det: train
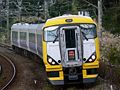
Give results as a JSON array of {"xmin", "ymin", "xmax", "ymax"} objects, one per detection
[{"xmin": 11, "ymin": 15, "xmax": 100, "ymax": 85}]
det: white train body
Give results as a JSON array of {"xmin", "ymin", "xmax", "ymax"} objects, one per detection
[{"xmin": 11, "ymin": 23, "xmax": 44, "ymax": 57}]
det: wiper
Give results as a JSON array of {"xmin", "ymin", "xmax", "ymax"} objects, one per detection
[
  {"xmin": 82, "ymin": 32, "xmax": 88, "ymax": 41},
  {"xmin": 53, "ymin": 35, "xmax": 58, "ymax": 43},
  {"xmin": 53, "ymin": 29, "xmax": 59, "ymax": 43}
]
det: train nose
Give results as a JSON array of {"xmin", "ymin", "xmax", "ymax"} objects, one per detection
[{"xmin": 69, "ymin": 67, "xmax": 77, "ymax": 75}]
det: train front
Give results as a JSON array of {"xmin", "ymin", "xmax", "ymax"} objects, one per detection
[{"xmin": 42, "ymin": 15, "xmax": 100, "ymax": 85}]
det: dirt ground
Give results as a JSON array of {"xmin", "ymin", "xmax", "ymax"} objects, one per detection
[{"xmin": 0, "ymin": 46, "xmax": 117, "ymax": 90}]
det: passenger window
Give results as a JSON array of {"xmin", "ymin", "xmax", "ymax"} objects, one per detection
[
  {"xmin": 20, "ymin": 32, "xmax": 27, "ymax": 40},
  {"xmin": 37, "ymin": 34, "xmax": 42, "ymax": 45},
  {"xmin": 29, "ymin": 33, "xmax": 35, "ymax": 43},
  {"xmin": 12, "ymin": 31, "xmax": 18, "ymax": 40}
]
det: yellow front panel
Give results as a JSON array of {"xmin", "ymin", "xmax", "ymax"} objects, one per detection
[
  {"xmin": 44, "ymin": 15, "xmax": 96, "ymax": 28},
  {"xmin": 42, "ymin": 15, "xmax": 100, "ymax": 83}
]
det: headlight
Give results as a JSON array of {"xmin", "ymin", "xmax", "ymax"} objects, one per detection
[
  {"xmin": 91, "ymin": 55, "xmax": 96, "ymax": 60},
  {"xmin": 88, "ymin": 59, "xmax": 93, "ymax": 62},
  {"xmin": 52, "ymin": 61, "xmax": 55, "ymax": 65},
  {"xmin": 48, "ymin": 58, "xmax": 52, "ymax": 63},
  {"xmin": 47, "ymin": 56, "xmax": 59, "ymax": 65},
  {"xmin": 86, "ymin": 52, "xmax": 96, "ymax": 63}
]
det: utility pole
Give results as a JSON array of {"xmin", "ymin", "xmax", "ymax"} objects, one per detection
[
  {"xmin": 17, "ymin": 0, "xmax": 23, "ymax": 22},
  {"xmin": 44, "ymin": 0, "xmax": 49, "ymax": 20},
  {"xmin": 0, "ymin": 0, "xmax": 2, "ymax": 28},
  {"xmin": 18, "ymin": 6, "xmax": 22, "ymax": 22},
  {"xmin": 98, "ymin": 0, "xmax": 102, "ymax": 37},
  {"xmin": 6, "ymin": 0, "xmax": 9, "ymax": 42}
]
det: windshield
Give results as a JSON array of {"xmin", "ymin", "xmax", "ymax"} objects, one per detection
[
  {"xmin": 44, "ymin": 26, "xmax": 59, "ymax": 42},
  {"xmin": 80, "ymin": 24, "xmax": 97, "ymax": 39}
]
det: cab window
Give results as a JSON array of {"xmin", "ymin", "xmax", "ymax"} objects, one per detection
[
  {"xmin": 44, "ymin": 26, "xmax": 59, "ymax": 42},
  {"xmin": 80, "ymin": 24, "xmax": 97, "ymax": 39}
]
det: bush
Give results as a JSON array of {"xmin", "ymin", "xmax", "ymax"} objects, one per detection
[{"xmin": 100, "ymin": 32, "xmax": 120, "ymax": 65}]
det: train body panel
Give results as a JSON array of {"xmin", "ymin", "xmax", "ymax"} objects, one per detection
[{"xmin": 11, "ymin": 23, "xmax": 44, "ymax": 58}]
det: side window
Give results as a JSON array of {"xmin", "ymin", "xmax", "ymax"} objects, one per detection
[
  {"xmin": 20, "ymin": 32, "xmax": 27, "ymax": 40},
  {"xmin": 37, "ymin": 34, "xmax": 42, "ymax": 45},
  {"xmin": 29, "ymin": 33, "xmax": 35, "ymax": 43},
  {"xmin": 12, "ymin": 31, "xmax": 18, "ymax": 40}
]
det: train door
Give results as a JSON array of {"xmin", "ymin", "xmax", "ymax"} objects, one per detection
[{"xmin": 59, "ymin": 26, "xmax": 83, "ymax": 67}]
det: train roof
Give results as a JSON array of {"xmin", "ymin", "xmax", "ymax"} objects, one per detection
[
  {"xmin": 11, "ymin": 23, "xmax": 44, "ymax": 31},
  {"xmin": 44, "ymin": 15, "xmax": 96, "ymax": 27}
]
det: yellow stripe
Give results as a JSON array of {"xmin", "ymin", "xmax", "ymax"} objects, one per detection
[
  {"xmin": 42, "ymin": 41, "xmax": 47, "ymax": 64},
  {"xmin": 83, "ymin": 74, "xmax": 98, "ymax": 78},
  {"xmin": 95, "ymin": 37, "xmax": 100, "ymax": 61},
  {"xmin": 46, "ymin": 65, "xmax": 62, "ymax": 71},
  {"xmin": 83, "ymin": 62, "xmax": 99, "ymax": 69}
]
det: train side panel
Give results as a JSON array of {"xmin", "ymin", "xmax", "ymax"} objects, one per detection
[{"xmin": 11, "ymin": 23, "xmax": 44, "ymax": 57}]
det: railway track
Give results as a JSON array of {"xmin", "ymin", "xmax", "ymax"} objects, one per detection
[
  {"xmin": 0, "ymin": 42, "xmax": 12, "ymax": 50},
  {"xmin": 0, "ymin": 53, "xmax": 16, "ymax": 90},
  {"xmin": 0, "ymin": 42, "xmax": 118, "ymax": 90}
]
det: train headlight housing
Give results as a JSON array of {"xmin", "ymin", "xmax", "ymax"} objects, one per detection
[
  {"xmin": 47, "ymin": 56, "xmax": 59, "ymax": 65},
  {"xmin": 86, "ymin": 52, "xmax": 96, "ymax": 63}
]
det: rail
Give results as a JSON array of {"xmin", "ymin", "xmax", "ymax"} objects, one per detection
[{"xmin": 0, "ymin": 53, "xmax": 16, "ymax": 90}]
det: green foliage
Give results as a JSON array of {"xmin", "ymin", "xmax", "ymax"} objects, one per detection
[
  {"xmin": 107, "ymin": 46, "xmax": 120, "ymax": 65},
  {"xmin": 103, "ymin": 7, "xmax": 120, "ymax": 34},
  {"xmin": 49, "ymin": 0, "xmax": 98, "ymax": 18},
  {"xmin": 23, "ymin": 0, "xmax": 44, "ymax": 4},
  {"xmin": 71, "ymin": 0, "xmax": 78, "ymax": 14},
  {"xmin": 49, "ymin": 0, "xmax": 73, "ymax": 17}
]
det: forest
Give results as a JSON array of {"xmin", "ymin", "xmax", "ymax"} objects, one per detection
[
  {"xmin": 0, "ymin": 0, "xmax": 120, "ymax": 33},
  {"xmin": 24, "ymin": 0, "xmax": 120, "ymax": 34},
  {"xmin": 0, "ymin": 0, "xmax": 120, "ymax": 40},
  {"xmin": 48, "ymin": 0, "xmax": 120, "ymax": 33}
]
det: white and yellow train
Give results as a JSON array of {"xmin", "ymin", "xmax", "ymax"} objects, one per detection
[{"xmin": 11, "ymin": 15, "xmax": 100, "ymax": 85}]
